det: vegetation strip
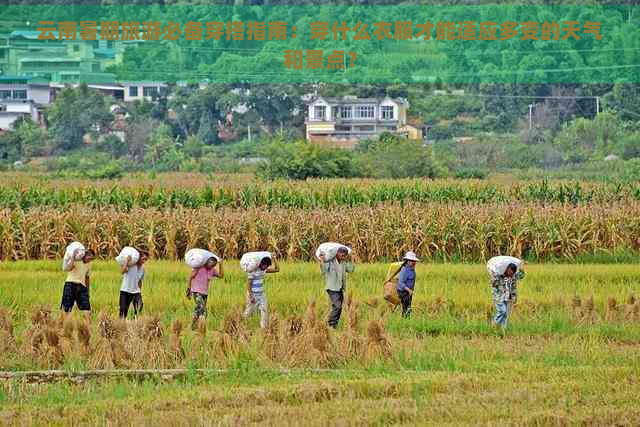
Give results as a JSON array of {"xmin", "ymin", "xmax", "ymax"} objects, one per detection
[{"xmin": 0, "ymin": 368, "xmax": 345, "ymax": 383}]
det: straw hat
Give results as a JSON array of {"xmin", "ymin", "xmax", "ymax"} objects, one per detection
[{"xmin": 403, "ymin": 251, "xmax": 420, "ymax": 262}]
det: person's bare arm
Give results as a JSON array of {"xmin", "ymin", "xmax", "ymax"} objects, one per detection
[
  {"xmin": 120, "ymin": 256, "xmax": 130, "ymax": 274},
  {"xmin": 138, "ymin": 279, "xmax": 143, "ymax": 290},
  {"xmin": 188, "ymin": 269, "xmax": 198, "ymax": 288},
  {"xmin": 267, "ymin": 258, "xmax": 279, "ymax": 273},
  {"xmin": 85, "ymin": 272, "xmax": 91, "ymax": 288},
  {"xmin": 216, "ymin": 261, "xmax": 224, "ymax": 279}
]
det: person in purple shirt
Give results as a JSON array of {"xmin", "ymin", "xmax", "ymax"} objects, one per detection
[{"xmin": 396, "ymin": 251, "xmax": 420, "ymax": 318}]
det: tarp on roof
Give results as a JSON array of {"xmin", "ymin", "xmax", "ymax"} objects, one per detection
[{"xmin": 10, "ymin": 31, "xmax": 52, "ymax": 40}]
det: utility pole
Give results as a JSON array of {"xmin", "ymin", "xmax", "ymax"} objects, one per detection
[
  {"xmin": 528, "ymin": 104, "xmax": 533, "ymax": 130},
  {"xmin": 247, "ymin": 125, "xmax": 251, "ymax": 142},
  {"xmin": 596, "ymin": 97, "xmax": 600, "ymax": 115}
]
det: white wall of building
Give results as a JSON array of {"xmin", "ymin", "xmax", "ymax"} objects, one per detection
[
  {"xmin": 28, "ymin": 85, "xmax": 52, "ymax": 105},
  {"xmin": 379, "ymin": 98, "xmax": 399, "ymax": 121},
  {"xmin": 308, "ymin": 99, "xmax": 332, "ymax": 121},
  {"xmin": 122, "ymin": 83, "xmax": 167, "ymax": 102},
  {"xmin": 0, "ymin": 113, "xmax": 22, "ymax": 130}
]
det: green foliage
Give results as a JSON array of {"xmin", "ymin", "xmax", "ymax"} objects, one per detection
[
  {"xmin": 0, "ymin": 118, "xmax": 49, "ymax": 162},
  {"xmin": 183, "ymin": 135, "xmax": 206, "ymax": 159},
  {"xmin": 0, "ymin": 133, "xmax": 20, "ymax": 163},
  {"xmin": 554, "ymin": 113, "xmax": 622, "ymax": 160},
  {"xmin": 86, "ymin": 162, "xmax": 126, "ymax": 180},
  {"xmin": 144, "ymin": 124, "xmax": 185, "ymax": 172},
  {"xmin": 616, "ymin": 132, "xmax": 640, "ymax": 160},
  {"xmin": 258, "ymin": 140, "xmax": 360, "ymax": 180},
  {"xmin": 95, "ymin": 134, "xmax": 127, "ymax": 158},
  {"xmin": 47, "ymin": 84, "xmax": 113, "ymax": 151},
  {"xmin": 43, "ymin": 151, "xmax": 128, "ymax": 180},
  {"xmin": 454, "ymin": 168, "xmax": 488, "ymax": 180},
  {"xmin": 169, "ymin": 85, "xmax": 239, "ymax": 145},
  {"xmin": 621, "ymin": 158, "xmax": 640, "ymax": 182},
  {"xmin": 358, "ymin": 133, "xmax": 446, "ymax": 179},
  {"xmin": 12, "ymin": 117, "xmax": 49, "ymax": 158},
  {"xmin": 5, "ymin": 176, "xmax": 640, "ymax": 210}
]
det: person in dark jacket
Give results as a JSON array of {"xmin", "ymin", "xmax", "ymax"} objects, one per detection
[{"xmin": 396, "ymin": 251, "xmax": 420, "ymax": 318}]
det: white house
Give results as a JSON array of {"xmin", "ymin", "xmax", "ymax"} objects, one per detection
[
  {"xmin": 305, "ymin": 96, "xmax": 423, "ymax": 147},
  {"xmin": 121, "ymin": 81, "xmax": 168, "ymax": 102},
  {"xmin": 0, "ymin": 100, "xmax": 39, "ymax": 130}
]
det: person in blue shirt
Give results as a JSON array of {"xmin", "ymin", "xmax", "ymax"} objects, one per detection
[{"xmin": 396, "ymin": 251, "xmax": 420, "ymax": 318}]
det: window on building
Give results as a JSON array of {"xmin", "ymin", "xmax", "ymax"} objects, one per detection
[
  {"xmin": 0, "ymin": 50, "xmax": 5, "ymax": 59},
  {"xmin": 357, "ymin": 125, "xmax": 374, "ymax": 132},
  {"xmin": 381, "ymin": 106, "xmax": 394, "ymax": 120},
  {"xmin": 313, "ymin": 105, "xmax": 326, "ymax": 120},
  {"xmin": 340, "ymin": 106, "xmax": 352, "ymax": 119},
  {"xmin": 143, "ymin": 86, "xmax": 159, "ymax": 97},
  {"xmin": 13, "ymin": 90, "xmax": 27, "ymax": 100},
  {"xmin": 107, "ymin": 40, "xmax": 114, "ymax": 49},
  {"xmin": 0, "ymin": 90, "xmax": 11, "ymax": 99},
  {"xmin": 129, "ymin": 86, "xmax": 138, "ymax": 97},
  {"xmin": 73, "ymin": 44, "xmax": 80, "ymax": 52},
  {"xmin": 92, "ymin": 63, "xmax": 101, "ymax": 72},
  {"xmin": 355, "ymin": 105, "xmax": 374, "ymax": 119}
]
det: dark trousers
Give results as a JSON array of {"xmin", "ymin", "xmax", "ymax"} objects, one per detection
[
  {"xmin": 119, "ymin": 291, "xmax": 143, "ymax": 319},
  {"xmin": 61, "ymin": 282, "xmax": 91, "ymax": 312},
  {"xmin": 326, "ymin": 290, "xmax": 344, "ymax": 328},
  {"xmin": 397, "ymin": 289, "xmax": 413, "ymax": 317}
]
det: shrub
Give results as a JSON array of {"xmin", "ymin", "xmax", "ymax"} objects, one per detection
[
  {"xmin": 358, "ymin": 135, "xmax": 446, "ymax": 179},
  {"xmin": 454, "ymin": 168, "xmax": 488, "ymax": 179},
  {"xmin": 258, "ymin": 140, "xmax": 360, "ymax": 180}
]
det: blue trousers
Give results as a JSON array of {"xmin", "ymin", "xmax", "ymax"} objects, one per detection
[{"xmin": 494, "ymin": 300, "xmax": 512, "ymax": 328}]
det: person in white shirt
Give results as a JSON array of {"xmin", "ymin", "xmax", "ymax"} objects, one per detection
[{"xmin": 119, "ymin": 251, "xmax": 148, "ymax": 319}]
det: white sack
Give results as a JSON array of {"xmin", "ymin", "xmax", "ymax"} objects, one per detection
[
  {"xmin": 315, "ymin": 242, "xmax": 352, "ymax": 262},
  {"xmin": 116, "ymin": 247, "xmax": 140, "ymax": 267},
  {"xmin": 185, "ymin": 248, "xmax": 220, "ymax": 269},
  {"xmin": 487, "ymin": 256, "xmax": 523, "ymax": 277},
  {"xmin": 62, "ymin": 241, "xmax": 85, "ymax": 271},
  {"xmin": 240, "ymin": 251, "xmax": 272, "ymax": 273}
]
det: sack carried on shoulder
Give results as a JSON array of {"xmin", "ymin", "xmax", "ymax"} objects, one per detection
[{"xmin": 383, "ymin": 281, "xmax": 401, "ymax": 306}]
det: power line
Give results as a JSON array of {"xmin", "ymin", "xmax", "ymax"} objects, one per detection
[
  {"xmin": 156, "ymin": 45, "xmax": 640, "ymax": 56},
  {"xmin": 134, "ymin": 43, "xmax": 640, "ymax": 57},
  {"xmin": 104, "ymin": 62, "xmax": 640, "ymax": 79}
]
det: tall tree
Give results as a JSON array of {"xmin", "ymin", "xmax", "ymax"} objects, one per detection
[{"xmin": 47, "ymin": 84, "xmax": 113, "ymax": 152}]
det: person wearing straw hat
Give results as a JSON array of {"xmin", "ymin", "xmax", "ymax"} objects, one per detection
[{"xmin": 396, "ymin": 251, "xmax": 420, "ymax": 318}]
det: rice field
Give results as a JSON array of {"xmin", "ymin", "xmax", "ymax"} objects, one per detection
[
  {"xmin": 1, "ymin": 261, "xmax": 640, "ymax": 424},
  {"xmin": 2, "ymin": 172, "xmax": 640, "ymax": 425}
]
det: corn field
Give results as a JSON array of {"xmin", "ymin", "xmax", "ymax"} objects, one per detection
[
  {"xmin": 2, "ymin": 175, "xmax": 640, "ymax": 210},
  {"xmin": 2, "ymin": 202, "xmax": 640, "ymax": 262}
]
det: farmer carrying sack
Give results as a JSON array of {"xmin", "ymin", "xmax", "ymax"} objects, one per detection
[
  {"xmin": 487, "ymin": 256, "xmax": 523, "ymax": 277},
  {"xmin": 116, "ymin": 247, "xmax": 140, "ymax": 268},
  {"xmin": 315, "ymin": 242, "xmax": 352, "ymax": 262},
  {"xmin": 383, "ymin": 261, "xmax": 404, "ymax": 306},
  {"xmin": 240, "ymin": 251, "xmax": 272, "ymax": 273},
  {"xmin": 185, "ymin": 249, "xmax": 220, "ymax": 269},
  {"xmin": 62, "ymin": 241, "xmax": 85, "ymax": 271}
]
